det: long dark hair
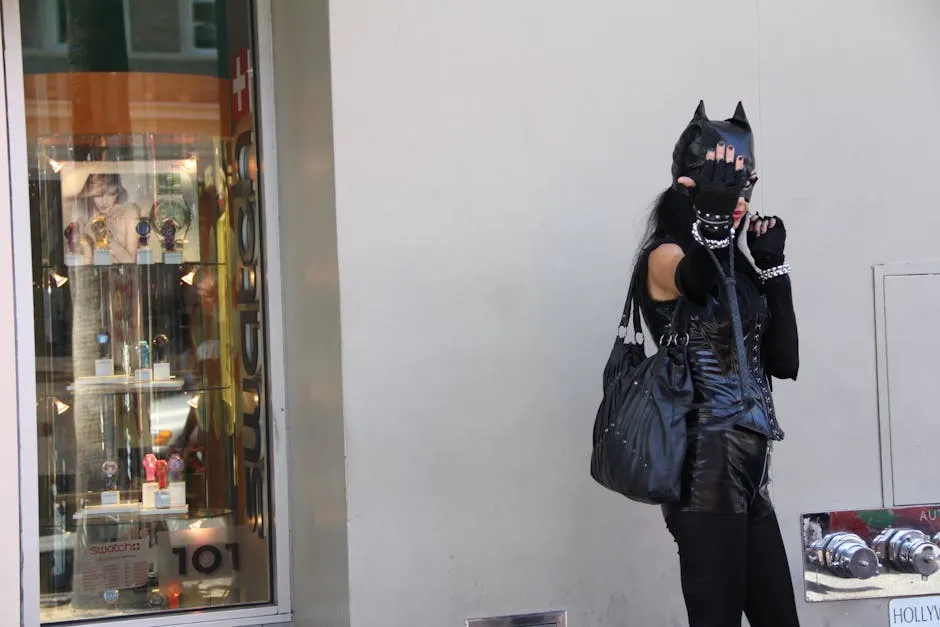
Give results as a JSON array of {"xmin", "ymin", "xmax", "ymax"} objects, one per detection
[
  {"xmin": 633, "ymin": 186, "xmax": 756, "ymax": 294},
  {"xmin": 633, "ymin": 186, "xmax": 696, "ymax": 263}
]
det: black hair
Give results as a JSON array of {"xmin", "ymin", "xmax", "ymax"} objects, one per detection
[{"xmin": 633, "ymin": 185, "xmax": 697, "ymax": 264}]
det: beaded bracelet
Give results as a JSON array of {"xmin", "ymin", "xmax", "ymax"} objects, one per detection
[
  {"xmin": 758, "ymin": 263, "xmax": 791, "ymax": 282},
  {"xmin": 691, "ymin": 220, "xmax": 732, "ymax": 249}
]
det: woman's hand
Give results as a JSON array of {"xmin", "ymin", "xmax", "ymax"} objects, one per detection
[
  {"xmin": 747, "ymin": 215, "xmax": 786, "ymax": 269},
  {"xmin": 677, "ymin": 142, "xmax": 748, "ymax": 238}
]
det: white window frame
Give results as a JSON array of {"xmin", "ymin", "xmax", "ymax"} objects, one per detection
[{"xmin": 5, "ymin": 0, "xmax": 293, "ymax": 624}]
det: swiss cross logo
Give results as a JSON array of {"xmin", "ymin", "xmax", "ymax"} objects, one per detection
[{"xmin": 231, "ymin": 48, "xmax": 251, "ymax": 122}]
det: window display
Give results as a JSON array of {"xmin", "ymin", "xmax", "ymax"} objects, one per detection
[{"xmin": 21, "ymin": 1, "xmax": 276, "ymax": 623}]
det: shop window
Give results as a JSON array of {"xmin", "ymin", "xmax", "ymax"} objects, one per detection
[{"xmin": 19, "ymin": 0, "xmax": 276, "ymax": 623}]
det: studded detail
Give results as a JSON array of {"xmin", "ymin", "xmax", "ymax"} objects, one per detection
[
  {"xmin": 758, "ymin": 263, "xmax": 791, "ymax": 282},
  {"xmin": 692, "ymin": 220, "xmax": 732, "ymax": 249},
  {"xmin": 638, "ymin": 250, "xmax": 785, "ymax": 441}
]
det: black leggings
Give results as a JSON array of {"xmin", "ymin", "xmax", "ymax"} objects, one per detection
[
  {"xmin": 665, "ymin": 510, "xmax": 801, "ymax": 627},
  {"xmin": 663, "ymin": 426, "xmax": 800, "ymax": 626}
]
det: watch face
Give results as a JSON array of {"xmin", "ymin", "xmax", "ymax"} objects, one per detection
[
  {"xmin": 136, "ymin": 219, "xmax": 151, "ymax": 237},
  {"xmin": 152, "ymin": 333, "xmax": 170, "ymax": 361},
  {"xmin": 90, "ymin": 216, "xmax": 109, "ymax": 248},
  {"xmin": 153, "ymin": 196, "xmax": 192, "ymax": 231},
  {"xmin": 168, "ymin": 453, "xmax": 183, "ymax": 474},
  {"xmin": 96, "ymin": 331, "xmax": 110, "ymax": 358}
]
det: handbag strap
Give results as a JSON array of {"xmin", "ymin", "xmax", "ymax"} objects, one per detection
[
  {"xmin": 703, "ymin": 236, "xmax": 748, "ymax": 401},
  {"xmin": 617, "ymin": 246, "xmax": 691, "ymax": 346},
  {"xmin": 616, "ymin": 261, "xmax": 644, "ymax": 343}
]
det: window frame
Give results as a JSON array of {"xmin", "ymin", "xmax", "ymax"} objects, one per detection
[{"xmin": 5, "ymin": 0, "xmax": 294, "ymax": 624}]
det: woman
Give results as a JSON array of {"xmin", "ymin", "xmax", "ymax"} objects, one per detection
[
  {"xmin": 636, "ymin": 101, "xmax": 801, "ymax": 626},
  {"xmin": 74, "ymin": 172, "xmax": 143, "ymax": 263}
]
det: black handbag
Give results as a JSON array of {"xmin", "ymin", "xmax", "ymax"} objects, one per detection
[
  {"xmin": 590, "ymin": 242, "xmax": 750, "ymax": 504},
  {"xmin": 590, "ymin": 258, "xmax": 694, "ymax": 504}
]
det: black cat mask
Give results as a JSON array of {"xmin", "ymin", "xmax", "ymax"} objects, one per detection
[{"xmin": 671, "ymin": 100, "xmax": 757, "ymax": 201}]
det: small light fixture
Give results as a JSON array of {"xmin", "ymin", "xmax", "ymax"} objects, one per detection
[
  {"xmin": 52, "ymin": 398, "xmax": 70, "ymax": 415},
  {"xmin": 47, "ymin": 158, "xmax": 64, "ymax": 174},
  {"xmin": 186, "ymin": 394, "xmax": 201, "ymax": 409},
  {"xmin": 49, "ymin": 271, "xmax": 68, "ymax": 288},
  {"xmin": 180, "ymin": 269, "xmax": 196, "ymax": 286}
]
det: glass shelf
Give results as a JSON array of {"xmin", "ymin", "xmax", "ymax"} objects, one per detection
[
  {"xmin": 38, "ymin": 381, "xmax": 231, "ymax": 400},
  {"xmin": 41, "ymin": 261, "xmax": 226, "ymax": 273}
]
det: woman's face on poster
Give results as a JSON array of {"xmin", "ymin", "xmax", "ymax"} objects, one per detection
[{"xmin": 92, "ymin": 189, "xmax": 119, "ymax": 214}]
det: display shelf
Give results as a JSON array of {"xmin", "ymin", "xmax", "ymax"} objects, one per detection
[
  {"xmin": 39, "ymin": 381, "xmax": 230, "ymax": 398},
  {"xmin": 42, "ymin": 262, "xmax": 226, "ymax": 271},
  {"xmin": 40, "ymin": 532, "xmax": 76, "ymax": 553},
  {"xmin": 67, "ymin": 376, "xmax": 185, "ymax": 393},
  {"xmin": 75, "ymin": 503, "xmax": 190, "ymax": 521}
]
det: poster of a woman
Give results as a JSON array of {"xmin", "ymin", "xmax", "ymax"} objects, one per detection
[
  {"xmin": 60, "ymin": 160, "xmax": 200, "ymax": 265},
  {"xmin": 73, "ymin": 173, "xmax": 141, "ymax": 263}
]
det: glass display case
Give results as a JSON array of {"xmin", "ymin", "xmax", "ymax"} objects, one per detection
[{"xmin": 18, "ymin": 1, "xmax": 281, "ymax": 623}]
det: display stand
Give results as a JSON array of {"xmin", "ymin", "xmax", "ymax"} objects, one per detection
[{"xmin": 29, "ymin": 101, "xmax": 276, "ymax": 621}]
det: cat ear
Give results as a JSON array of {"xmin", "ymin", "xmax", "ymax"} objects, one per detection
[
  {"xmin": 693, "ymin": 100, "xmax": 707, "ymax": 120},
  {"xmin": 731, "ymin": 101, "xmax": 750, "ymax": 128}
]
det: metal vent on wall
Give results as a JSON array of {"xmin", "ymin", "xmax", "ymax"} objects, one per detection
[{"xmin": 466, "ymin": 610, "xmax": 567, "ymax": 627}]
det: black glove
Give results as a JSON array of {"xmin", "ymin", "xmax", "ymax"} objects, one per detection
[
  {"xmin": 691, "ymin": 154, "xmax": 748, "ymax": 239},
  {"xmin": 747, "ymin": 216, "xmax": 786, "ymax": 269}
]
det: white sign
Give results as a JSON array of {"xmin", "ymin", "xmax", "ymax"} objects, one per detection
[
  {"xmin": 78, "ymin": 539, "xmax": 149, "ymax": 595},
  {"xmin": 890, "ymin": 596, "xmax": 940, "ymax": 625}
]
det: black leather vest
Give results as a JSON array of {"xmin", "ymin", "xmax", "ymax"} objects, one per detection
[{"xmin": 638, "ymin": 245, "xmax": 784, "ymax": 441}]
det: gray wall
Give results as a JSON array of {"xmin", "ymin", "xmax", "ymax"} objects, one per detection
[
  {"xmin": 270, "ymin": 2, "xmax": 350, "ymax": 626},
  {"xmin": 276, "ymin": 0, "xmax": 940, "ymax": 625}
]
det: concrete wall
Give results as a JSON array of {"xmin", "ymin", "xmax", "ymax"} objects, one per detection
[
  {"xmin": 278, "ymin": 0, "xmax": 940, "ymax": 625},
  {"xmin": 270, "ymin": 2, "xmax": 351, "ymax": 626}
]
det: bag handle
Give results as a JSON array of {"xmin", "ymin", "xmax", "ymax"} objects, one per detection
[
  {"xmin": 617, "ymin": 246, "xmax": 691, "ymax": 347},
  {"xmin": 616, "ymin": 261, "xmax": 645, "ymax": 344}
]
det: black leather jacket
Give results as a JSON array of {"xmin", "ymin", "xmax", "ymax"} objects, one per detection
[{"xmin": 639, "ymin": 242, "xmax": 785, "ymax": 441}]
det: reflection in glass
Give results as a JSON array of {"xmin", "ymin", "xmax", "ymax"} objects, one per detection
[
  {"xmin": 802, "ymin": 506, "xmax": 940, "ymax": 602},
  {"xmin": 22, "ymin": 0, "xmax": 274, "ymax": 622}
]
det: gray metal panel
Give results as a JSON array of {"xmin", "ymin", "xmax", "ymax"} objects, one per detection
[
  {"xmin": 269, "ymin": 1, "xmax": 351, "ymax": 627},
  {"xmin": 467, "ymin": 610, "xmax": 567, "ymax": 627},
  {"xmin": 883, "ymin": 273, "xmax": 940, "ymax": 506},
  {"xmin": 874, "ymin": 261, "xmax": 940, "ymax": 508}
]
